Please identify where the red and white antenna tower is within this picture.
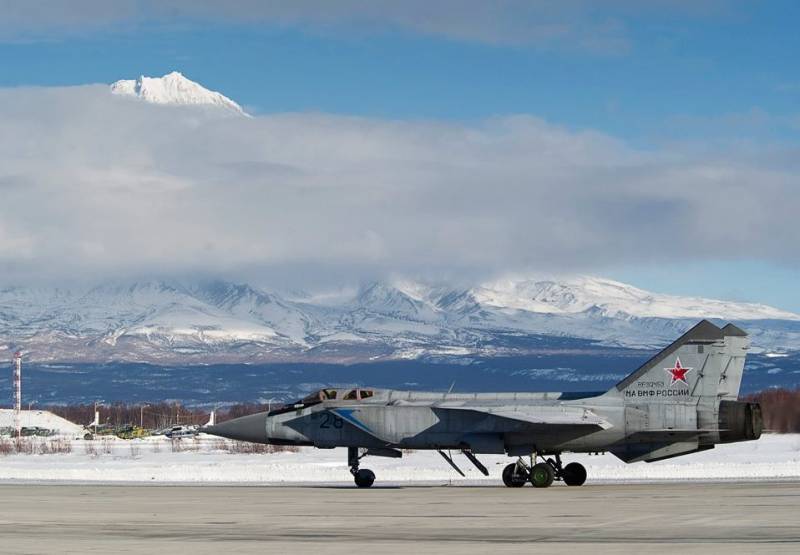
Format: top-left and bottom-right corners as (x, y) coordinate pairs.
(12, 351), (22, 439)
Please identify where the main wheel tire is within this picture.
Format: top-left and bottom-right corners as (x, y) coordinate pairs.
(354, 468), (375, 488)
(530, 462), (555, 488)
(502, 463), (528, 487)
(562, 462), (587, 486)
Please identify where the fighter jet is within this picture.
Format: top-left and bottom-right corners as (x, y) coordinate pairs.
(204, 320), (762, 488)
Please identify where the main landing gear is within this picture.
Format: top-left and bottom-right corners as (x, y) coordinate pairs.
(348, 447), (376, 488)
(502, 454), (586, 488)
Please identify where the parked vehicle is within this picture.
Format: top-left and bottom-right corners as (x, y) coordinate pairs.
(164, 425), (199, 439)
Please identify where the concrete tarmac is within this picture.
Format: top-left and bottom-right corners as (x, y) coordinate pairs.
(0, 482), (798, 554)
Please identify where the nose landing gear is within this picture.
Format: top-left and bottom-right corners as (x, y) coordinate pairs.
(348, 447), (376, 488)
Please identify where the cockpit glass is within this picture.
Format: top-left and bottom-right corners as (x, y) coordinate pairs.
(301, 389), (339, 404)
(343, 389), (374, 401)
(300, 388), (373, 404)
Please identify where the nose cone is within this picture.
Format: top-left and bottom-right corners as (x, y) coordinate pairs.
(203, 412), (269, 443)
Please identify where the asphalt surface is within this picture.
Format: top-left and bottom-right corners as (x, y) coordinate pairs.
(0, 482), (798, 554)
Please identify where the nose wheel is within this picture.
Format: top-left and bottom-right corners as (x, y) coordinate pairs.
(348, 447), (376, 488)
(353, 468), (375, 488)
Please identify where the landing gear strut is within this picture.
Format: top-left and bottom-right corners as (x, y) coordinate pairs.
(546, 454), (587, 487)
(348, 447), (375, 488)
(501, 453), (586, 488)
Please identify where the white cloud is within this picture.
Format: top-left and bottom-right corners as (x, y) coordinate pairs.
(0, 0), (731, 52)
(0, 84), (797, 286)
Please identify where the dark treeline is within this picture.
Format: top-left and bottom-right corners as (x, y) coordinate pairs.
(744, 388), (800, 433)
(46, 402), (278, 430)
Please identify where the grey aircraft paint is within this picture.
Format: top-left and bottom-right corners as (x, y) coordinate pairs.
(205, 320), (763, 488)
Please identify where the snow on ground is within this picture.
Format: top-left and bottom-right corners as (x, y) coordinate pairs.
(0, 434), (799, 485)
(0, 409), (85, 436)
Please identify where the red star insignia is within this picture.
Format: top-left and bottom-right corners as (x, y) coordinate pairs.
(664, 357), (693, 386)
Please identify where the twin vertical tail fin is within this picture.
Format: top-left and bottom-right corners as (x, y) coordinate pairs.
(615, 319), (749, 402)
(611, 320), (761, 463)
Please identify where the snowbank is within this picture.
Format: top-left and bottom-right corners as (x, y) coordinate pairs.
(1, 434), (799, 485)
(0, 409), (86, 437)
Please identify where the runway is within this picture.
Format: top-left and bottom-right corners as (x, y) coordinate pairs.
(0, 482), (798, 553)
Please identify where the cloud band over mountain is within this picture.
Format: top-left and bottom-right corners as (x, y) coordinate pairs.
(0, 81), (797, 287)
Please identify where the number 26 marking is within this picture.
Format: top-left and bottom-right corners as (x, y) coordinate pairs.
(320, 413), (343, 429)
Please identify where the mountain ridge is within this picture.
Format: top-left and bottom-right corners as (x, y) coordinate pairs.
(1, 276), (798, 363)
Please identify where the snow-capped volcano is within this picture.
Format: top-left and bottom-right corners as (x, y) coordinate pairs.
(110, 71), (247, 115)
(1, 276), (799, 363)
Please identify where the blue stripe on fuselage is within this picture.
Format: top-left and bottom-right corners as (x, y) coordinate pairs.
(333, 408), (374, 434)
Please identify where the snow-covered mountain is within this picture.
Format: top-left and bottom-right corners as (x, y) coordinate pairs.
(110, 71), (247, 115)
(1, 276), (799, 363)
(472, 276), (798, 320)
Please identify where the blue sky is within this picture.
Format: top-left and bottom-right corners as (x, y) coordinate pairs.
(0, 1), (799, 309)
(3, 3), (799, 138)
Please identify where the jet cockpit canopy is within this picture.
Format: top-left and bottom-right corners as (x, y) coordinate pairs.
(302, 388), (338, 403)
(300, 388), (375, 404)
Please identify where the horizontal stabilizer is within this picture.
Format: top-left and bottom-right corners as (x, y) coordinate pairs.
(611, 440), (712, 463)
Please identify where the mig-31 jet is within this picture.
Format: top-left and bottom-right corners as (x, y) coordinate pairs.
(204, 320), (762, 488)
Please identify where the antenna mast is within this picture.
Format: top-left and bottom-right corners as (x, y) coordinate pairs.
(12, 351), (22, 439)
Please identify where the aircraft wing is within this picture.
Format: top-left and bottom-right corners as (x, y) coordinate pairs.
(451, 405), (613, 430)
